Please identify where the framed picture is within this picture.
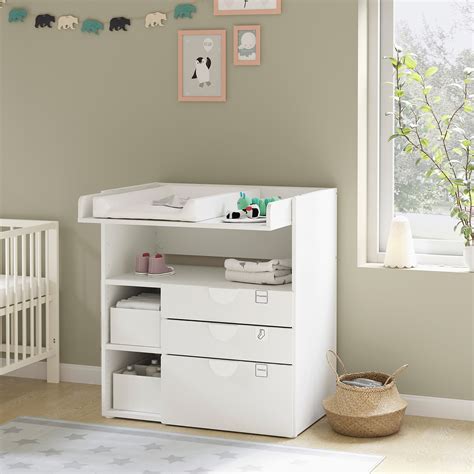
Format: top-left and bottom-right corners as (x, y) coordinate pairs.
(178, 30), (227, 102)
(234, 25), (261, 66)
(214, 0), (281, 16)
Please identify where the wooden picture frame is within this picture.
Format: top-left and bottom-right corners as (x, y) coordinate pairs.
(178, 30), (227, 102)
(234, 25), (261, 66)
(214, 0), (281, 16)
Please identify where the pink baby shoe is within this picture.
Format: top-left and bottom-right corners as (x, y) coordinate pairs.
(135, 252), (150, 275)
(148, 253), (172, 276)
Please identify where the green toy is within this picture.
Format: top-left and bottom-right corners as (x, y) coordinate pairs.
(81, 19), (104, 34)
(174, 3), (197, 19)
(9, 8), (28, 23)
(237, 192), (280, 217)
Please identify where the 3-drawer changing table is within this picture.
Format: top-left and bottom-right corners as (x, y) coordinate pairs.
(78, 183), (337, 438)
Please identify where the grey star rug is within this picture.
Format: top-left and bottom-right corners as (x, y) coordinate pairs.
(0, 417), (384, 473)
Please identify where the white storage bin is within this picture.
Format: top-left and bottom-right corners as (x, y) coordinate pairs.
(162, 355), (294, 437)
(113, 363), (162, 414)
(110, 307), (161, 347)
(163, 319), (293, 364)
(162, 285), (293, 327)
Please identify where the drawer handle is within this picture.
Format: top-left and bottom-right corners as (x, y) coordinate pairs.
(208, 324), (238, 342)
(208, 288), (239, 305)
(208, 359), (239, 377)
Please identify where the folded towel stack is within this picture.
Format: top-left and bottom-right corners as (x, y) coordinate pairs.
(116, 292), (161, 311)
(224, 258), (292, 285)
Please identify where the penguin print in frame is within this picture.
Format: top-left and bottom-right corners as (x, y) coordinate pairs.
(214, 0), (281, 16)
(234, 25), (261, 66)
(178, 30), (226, 102)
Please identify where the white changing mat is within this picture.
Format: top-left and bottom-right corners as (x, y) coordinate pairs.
(0, 275), (47, 308)
(93, 184), (260, 222)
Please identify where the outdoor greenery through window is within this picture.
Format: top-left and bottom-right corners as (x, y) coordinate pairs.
(392, 0), (473, 242)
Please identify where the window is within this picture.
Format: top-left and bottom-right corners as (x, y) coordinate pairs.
(361, 0), (473, 266)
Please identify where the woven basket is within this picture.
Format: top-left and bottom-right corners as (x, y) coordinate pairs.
(323, 350), (408, 438)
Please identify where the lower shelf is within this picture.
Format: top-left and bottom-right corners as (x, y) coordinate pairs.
(103, 408), (162, 423)
(105, 343), (162, 354)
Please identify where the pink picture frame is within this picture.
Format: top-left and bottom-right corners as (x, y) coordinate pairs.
(214, 0), (281, 16)
(178, 30), (227, 102)
(234, 25), (261, 66)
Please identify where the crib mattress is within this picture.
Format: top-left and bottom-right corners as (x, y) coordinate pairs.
(0, 275), (47, 308)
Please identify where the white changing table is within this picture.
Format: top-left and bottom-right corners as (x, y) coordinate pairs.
(78, 183), (337, 438)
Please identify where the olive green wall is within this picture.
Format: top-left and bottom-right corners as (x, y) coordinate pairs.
(1, 0), (472, 399)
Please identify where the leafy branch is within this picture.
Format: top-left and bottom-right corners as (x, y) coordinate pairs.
(387, 47), (474, 245)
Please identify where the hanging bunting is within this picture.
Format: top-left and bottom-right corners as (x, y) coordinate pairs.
(58, 15), (79, 30)
(8, 8), (28, 23)
(9, 1), (198, 32)
(81, 19), (104, 35)
(174, 3), (197, 19)
(145, 11), (167, 28)
(35, 14), (55, 28)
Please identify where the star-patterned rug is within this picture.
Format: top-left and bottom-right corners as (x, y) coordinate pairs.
(0, 417), (384, 473)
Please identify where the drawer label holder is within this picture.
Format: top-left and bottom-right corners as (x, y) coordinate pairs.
(255, 290), (268, 304)
(255, 364), (268, 378)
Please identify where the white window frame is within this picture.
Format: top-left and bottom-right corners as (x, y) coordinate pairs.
(358, 0), (466, 268)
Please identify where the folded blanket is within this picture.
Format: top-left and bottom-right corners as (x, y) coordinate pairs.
(225, 270), (292, 285)
(224, 258), (292, 273)
(116, 293), (161, 311)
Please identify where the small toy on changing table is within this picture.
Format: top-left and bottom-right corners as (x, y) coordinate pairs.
(237, 192), (280, 217)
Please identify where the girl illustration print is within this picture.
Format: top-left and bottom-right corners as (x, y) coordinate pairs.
(192, 57), (212, 88)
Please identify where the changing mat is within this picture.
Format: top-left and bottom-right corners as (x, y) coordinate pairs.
(0, 275), (47, 308)
(93, 184), (260, 222)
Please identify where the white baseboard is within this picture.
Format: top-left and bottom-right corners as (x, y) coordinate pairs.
(6, 363), (473, 421)
(402, 394), (473, 422)
(7, 361), (101, 385)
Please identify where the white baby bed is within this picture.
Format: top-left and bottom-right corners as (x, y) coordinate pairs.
(0, 220), (59, 381)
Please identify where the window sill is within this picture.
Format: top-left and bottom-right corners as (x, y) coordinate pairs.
(359, 263), (471, 274)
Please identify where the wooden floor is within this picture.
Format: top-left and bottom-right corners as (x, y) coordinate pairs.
(0, 376), (473, 473)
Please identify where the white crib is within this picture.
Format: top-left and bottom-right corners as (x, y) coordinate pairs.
(0, 219), (60, 382)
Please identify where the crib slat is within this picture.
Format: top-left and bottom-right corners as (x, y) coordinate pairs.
(36, 232), (42, 355)
(13, 236), (18, 363)
(29, 233), (35, 356)
(45, 230), (50, 353)
(21, 234), (27, 360)
(5, 237), (10, 367)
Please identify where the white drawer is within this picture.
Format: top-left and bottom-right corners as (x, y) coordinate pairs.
(162, 285), (293, 327)
(162, 355), (294, 437)
(113, 368), (162, 414)
(163, 319), (293, 364)
(110, 307), (161, 347)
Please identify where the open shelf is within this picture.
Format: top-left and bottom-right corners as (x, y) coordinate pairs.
(105, 264), (293, 292)
(78, 216), (289, 231)
(105, 343), (162, 354)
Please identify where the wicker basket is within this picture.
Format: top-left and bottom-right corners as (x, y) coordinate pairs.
(323, 350), (408, 438)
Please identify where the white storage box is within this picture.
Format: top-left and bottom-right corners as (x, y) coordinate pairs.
(162, 355), (294, 437)
(92, 184), (260, 222)
(162, 285), (293, 327)
(110, 308), (161, 348)
(163, 319), (293, 364)
(113, 364), (162, 414)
